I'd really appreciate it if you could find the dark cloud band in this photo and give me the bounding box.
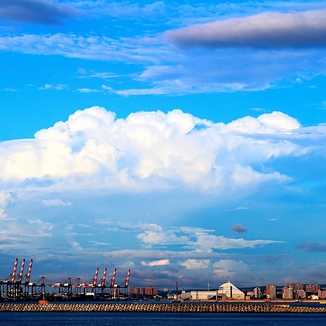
[165,10,326,49]
[295,242,326,252]
[0,0,77,25]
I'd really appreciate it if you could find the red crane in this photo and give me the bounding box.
[10,258,18,283]
[124,269,131,288]
[92,267,99,287]
[17,258,26,283]
[110,268,117,288]
[100,268,107,288]
[25,259,33,284]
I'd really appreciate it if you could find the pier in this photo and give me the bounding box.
[0,303,326,313]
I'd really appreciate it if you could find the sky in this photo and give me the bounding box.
[0,0,326,290]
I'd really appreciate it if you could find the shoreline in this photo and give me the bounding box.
[0,303,326,313]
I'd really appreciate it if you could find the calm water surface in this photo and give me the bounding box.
[1,312,326,326]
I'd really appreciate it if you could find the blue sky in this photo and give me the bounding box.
[0,0,326,289]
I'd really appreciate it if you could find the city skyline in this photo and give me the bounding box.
[1,0,326,288]
[1,257,326,298]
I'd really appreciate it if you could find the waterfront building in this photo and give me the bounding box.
[218,281,245,300]
[246,291,254,297]
[282,286,294,299]
[287,283,303,291]
[266,284,276,300]
[145,286,158,297]
[285,283,305,299]
[129,286,138,295]
[253,287,262,299]
[190,281,245,301]
[190,290,218,300]
[130,286,157,298]
[306,284,320,294]
[318,289,326,299]
[296,289,306,299]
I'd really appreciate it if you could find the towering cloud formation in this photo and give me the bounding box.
[0,107,305,194]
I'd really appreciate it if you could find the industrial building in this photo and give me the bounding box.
[190,281,245,301]
[190,290,218,301]
[218,281,245,300]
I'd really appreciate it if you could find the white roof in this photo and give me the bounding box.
[219,281,244,295]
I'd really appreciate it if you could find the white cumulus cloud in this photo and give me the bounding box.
[213,259,249,278]
[0,191,12,207]
[0,107,313,196]
[141,259,170,267]
[137,224,280,252]
[180,259,210,270]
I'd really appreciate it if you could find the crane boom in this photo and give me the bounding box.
[110,268,117,288]
[11,258,19,283]
[92,267,99,287]
[100,268,107,287]
[25,259,33,284]
[17,258,26,282]
[124,269,131,288]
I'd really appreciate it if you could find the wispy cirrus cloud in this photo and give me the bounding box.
[136,224,279,251]
[188,234,280,252]
[70,1,326,26]
[0,33,159,62]
[226,206,249,212]
[1,8,326,93]
[38,83,69,91]
[77,69,119,80]
[82,1,167,19]
[77,88,99,93]
[42,198,72,206]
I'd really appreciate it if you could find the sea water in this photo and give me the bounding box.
[1,312,326,326]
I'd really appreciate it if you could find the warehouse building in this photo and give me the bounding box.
[190,281,245,301]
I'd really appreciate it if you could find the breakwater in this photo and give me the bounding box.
[1,303,326,313]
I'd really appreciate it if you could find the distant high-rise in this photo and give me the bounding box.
[318,288,326,299]
[296,289,306,299]
[306,284,320,294]
[286,283,303,291]
[266,284,276,300]
[282,286,293,299]
[145,286,158,296]
[253,287,262,299]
